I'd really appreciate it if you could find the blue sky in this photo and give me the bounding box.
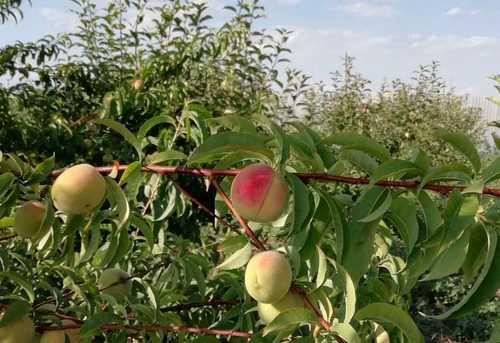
[1,0,499,95]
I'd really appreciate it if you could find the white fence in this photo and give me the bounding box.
[463,95,500,123]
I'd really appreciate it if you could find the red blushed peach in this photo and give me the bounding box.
[244,250,292,303]
[230,164,288,223]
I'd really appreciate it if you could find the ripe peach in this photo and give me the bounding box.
[98,268,131,299]
[257,291,304,324]
[132,79,144,90]
[244,251,292,303]
[51,164,106,215]
[14,201,46,238]
[230,164,288,222]
[0,314,35,343]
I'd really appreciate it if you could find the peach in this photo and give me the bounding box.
[257,291,304,324]
[132,79,144,90]
[245,251,292,303]
[51,164,106,215]
[230,164,288,222]
[14,201,46,238]
[0,314,35,343]
[98,268,131,299]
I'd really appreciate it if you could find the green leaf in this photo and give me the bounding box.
[386,197,419,253]
[95,119,141,159]
[423,227,472,281]
[207,115,258,135]
[429,228,499,319]
[323,133,390,162]
[0,271,35,303]
[340,149,378,175]
[332,323,361,343]
[329,259,356,323]
[80,311,118,339]
[354,303,424,343]
[482,156,500,184]
[417,191,443,238]
[105,177,130,230]
[359,189,392,223]
[0,300,31,327]
[419,163,472,191]
[342,187,386,284]
[145,151,187,165]
[462,225,488,283]
[215,243,252,271]
[436,130,481,173]
[29,155,55,182]
[288,175,310,234]
[0,172,15,197]
[315,189,347,260]
[262,307,318,336]
[137,115,176,144]
[315,246,327,289]
[189,132,273,164]
[370,159,420,186]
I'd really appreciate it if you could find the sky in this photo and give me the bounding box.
[1,0,499,96]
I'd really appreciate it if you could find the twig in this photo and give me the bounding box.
[37,323,251,339]
[210,177,266,251]
[0,234,16,242]
[170,178,259,248]
[52,165,500,198]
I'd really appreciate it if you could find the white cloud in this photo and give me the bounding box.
[411,34,500,54]
[338,1,397,17]
[285,26,500,95]
[271,0,302,5]
[39,7,78,31]
[445,7,479,17]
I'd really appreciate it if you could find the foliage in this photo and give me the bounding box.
[0,1,499,342]
[300,56,485,165]
[0,0,294,164]
[1,105,500,341]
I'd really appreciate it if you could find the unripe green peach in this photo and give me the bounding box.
[230,164,289,223]
[132,79,144,90]
[257,291,304,324]
[98,268,131,299]
[51,164,106,215]
[244,251,292,303]
[13,201,46,238]
[0,313,35,343]
[40,320,80,343]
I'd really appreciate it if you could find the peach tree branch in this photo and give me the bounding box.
[52,165,500,197]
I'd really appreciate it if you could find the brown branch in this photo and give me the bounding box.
[210,177,267,251]
[0,234,16,242]
[37,323,251,339]
[52,165,500,197]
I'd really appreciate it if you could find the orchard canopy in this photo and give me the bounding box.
[0,111,499,342]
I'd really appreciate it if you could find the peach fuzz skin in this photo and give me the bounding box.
[230,164,288,223]
[245,251,292,304]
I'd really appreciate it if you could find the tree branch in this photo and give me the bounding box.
[52,165,500,198]
[210,177,267,251]
[0,234,16,242]
[37,323,252,339]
